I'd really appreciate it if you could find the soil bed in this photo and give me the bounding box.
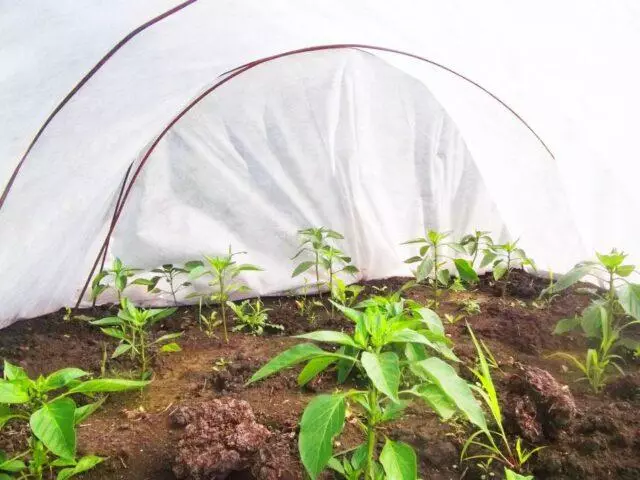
[0,271,638,479]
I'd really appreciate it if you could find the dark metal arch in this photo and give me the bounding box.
[0,0,198,210]
[76,43,555,305]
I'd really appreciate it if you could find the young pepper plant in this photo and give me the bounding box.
[291,227,358,296]
[0,360,148,480]
[247,300,487,480]
[90,298,180,378]
[544,249,640,392]
[133,261,202,306]
[91,258,140,303]
[458,230,494,269]
[480,240,536,295]
[228,299,283,336]
[403,230,479,308]
[189,247,263,343]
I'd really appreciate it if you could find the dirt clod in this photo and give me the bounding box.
[504,363,576,442]
[172,399,271,479]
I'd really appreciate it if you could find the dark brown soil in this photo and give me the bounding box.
[0,272,638,480]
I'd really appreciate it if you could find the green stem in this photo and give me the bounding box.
[219,272,229,343]
[315,251,321,298]
[140,330,148,376]
[433,242,440,309]
[365,388,378,480]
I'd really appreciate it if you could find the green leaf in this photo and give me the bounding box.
[67,378,148,394]
[437,268,451,285]
[361,352,400,402]
[295,331,358,348]
[379,439,417,480]
[543,264,593,295]
[56,455,104,480]
[111,343,132,359]
[298,357,336,386]
[31,398,76,459]
[617,283,640,320]
[74,397,106,425]
[44,368,90,391]
[247,343,326,384]
[89,316,121,326]
[413,308,444,336]
[504,468,534,480]
[153,332,183,344]
[553,316,581,335]
[0,405,21,429]
[413,357,486,430]
[493,261,508,281]
[0,380,29,404]
[581,303,606,338]
[409,384,457,420]
[3,361,28,381]
[416,258,434,282]
[480,251,497,268]
[404,256,422,264]
[299,394,346,479]
[160,342,182,353]
[454,259,479,283]
[0,458,26,473]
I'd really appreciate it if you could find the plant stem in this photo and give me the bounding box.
[315,250,321,298]
[140,330,148,376]
[365,388,378,480]
[219,272,229,343]
[169,271,178,306]
[433,240,440,309]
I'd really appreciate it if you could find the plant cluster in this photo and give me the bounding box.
[0,360,147,480]
[248,294,486,479]
[228,299,283,336]
[90,298,181,378]
[547,249,640,392]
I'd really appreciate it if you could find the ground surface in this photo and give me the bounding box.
[0,271,639,479]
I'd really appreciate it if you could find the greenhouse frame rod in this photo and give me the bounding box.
[76,43,555,305]
[0,0,198,211]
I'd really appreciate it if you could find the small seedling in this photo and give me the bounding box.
[460,298,481,316]
[91,258,140,303]
[212,358,232,372]
[91,298,181,378]
[461,327,543,474]
[133,262,202,306]
[0,360,147,480]
[331,278,364,309]
[189,247,263,343]
[480,240,535,295]
[403,230,479,308]
[228,299,283,336]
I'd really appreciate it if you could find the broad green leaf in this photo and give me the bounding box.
[0,474,13,480]
[0,458,26,473]
[409,384,456,420]
[379,439,417,480]
[581,303,606,338]
[436,268,451,285]
[295,331,358,348]
[0,380,29,404]
[596,251,625,270]
[160,342,182,353]
[361,352,400,402]
[111,343,132,358]
[542,264,593,295]
[416,258,434,282]
[454,258,479,283]
[100,327,125,340]
[336,346,358,384]
[292,261,315,277]
[504,468,534,480]
[616,265,635,277]
[480,251,497,268]
[248,343,326,384]
[553,317,581,335]
[31,398,76,459]
[299,394,346,479]
[617,283,640,320]
[74,397,106,425]
[298,357,336,386]
[331,302,364,324]
[3,361,28,381]
[493,261,508,281]
[404,256,422,264]
[89,316,121,326]
[44,368,90,391]
[0,405,21,429]
[414,308,444,336]
[67,378,149,394]
[413,357,486,430]
[56,455,104,480]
